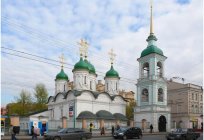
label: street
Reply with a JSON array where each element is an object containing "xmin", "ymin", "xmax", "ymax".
[{"xmin": 91, "ymin": 134, "xmax": 203, "ymax": 140}]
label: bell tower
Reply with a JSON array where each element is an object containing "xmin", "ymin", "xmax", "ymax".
[{"xmin": 134, "ymin": 1, "xmax": 171, "ymax": 132}]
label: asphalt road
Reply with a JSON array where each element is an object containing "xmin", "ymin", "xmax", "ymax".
[{"xmin": 92, "ymin": 134, "xmax": 203, "ymax": 140}]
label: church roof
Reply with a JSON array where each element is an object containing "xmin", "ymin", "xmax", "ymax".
[
  {"xmin": 73, "ymin": 58, "xmax": 89, "ymax": 71},
  {"xmin": 50, "ymin": 90, "xmax": 127, "ymax": 102},
  {"xmin": 141, "ymin": 45, "xmax": 163, "ymax": 57},
  {"xmin": 55, "ymin": 69, "xmax": 69, "ymax": 81},
  {"xmin": 84, "ymin": 59, "xmax": 96, "ymax": 74},
  {"xmin": 105, "ymin": 65, "xmax": 119, "ymax": 78}
]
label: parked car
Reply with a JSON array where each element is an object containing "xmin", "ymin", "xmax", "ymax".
[
  {"xmin": 113, "ymin": 127, "xmax": 143, "ymax": 139},
  {"xmin": 44, "ymin": 128, "xmax": 92, "ymax": 140},
  {"xmin": 166, "ymin": 128, "xmax": 200, "ymax": 140}
]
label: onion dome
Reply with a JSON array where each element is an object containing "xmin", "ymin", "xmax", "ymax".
[
  {"xmin": 84, "ymin": 59, "xmax": 96, "ymax": 74},
  {"xmin": 73, "ymin": 57, "xmax": 89, "ymax": 71},
  {"xmin": 141, "ymin": 44, "xmax": 163, "ymax": 57},
  {"xmin": 56, "ymin": 69, "xmax": 69, "ymax": 80},
  {"xmin": 105, "ymin": 65, "xmax": 119, "ymax": 78}
]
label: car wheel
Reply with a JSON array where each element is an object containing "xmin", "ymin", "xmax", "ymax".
[
  {"xmin": 138, "ymin": 134, "xmax": 142, "ymax": 139},
  {"xmin": 123, "ymin": 135, "xmax": 128, "ymax": 140},
  {"xmin": 53, "ymin": 137, "xmax": 61, "ymax": 140},
  {"xmin": 81, "ymin": 136, "xmax": 87, "ymax": 140}
]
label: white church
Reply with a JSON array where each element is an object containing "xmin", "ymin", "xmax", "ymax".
[
  {"xmin": 19, "ymin": 2, "xmax": 172, "ymax": 135},
  {"xmin": 134, "ymin": 3, "xmax": 171, "ymax": 132}
]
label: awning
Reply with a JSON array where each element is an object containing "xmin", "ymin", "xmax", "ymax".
[
  {"xmin": 77, "ymin": 111, "xmax": 96, "ymax": 119},
  {"xmin": 113, "ymin": 113, "xmax": 128, "ymax": 121},
  {"xmin": 96, "ymin": 110, "xmax": 115, "ymax": 120}
]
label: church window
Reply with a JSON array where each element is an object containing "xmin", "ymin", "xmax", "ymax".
[
  {"xmin": 192, "ymin": 93, "xmax": 194, "ymax": 100},
  {"xmin": 52, "ymin": 109, "xmax": 54, "ymax": 119},
  {"xmin": 84, "ymin": 76, "xmax": 87, "ymax": 84},
  {"xmin": 107, "ymin": 83, "xmax": 108, "ymax": 90},
  {"xmin": 90, "ymin": 81, "xmax": 92, "ymax": 90},
  {"xmin": 157, "ymin": 62, "xmax": 163, "ymax": 77},
  {"xmin": 116, "ymin": 83, "xmax": 117, "ymax": 90},
  {"xmin": 142, "ymin": 63, "xmax": 149, "ymax": 78},
  {"xmin": 158, "ymin": 88, "xmax": 164, "ymax": 102},
  {"xmin": 191, "ymin": 105, "xmax": 194, "ymax": 113},
  {"xmin": 141, "ymin": 89, "xmax": 149, "ymax": 102},
  {"xmin": 64, "ymin": 85, "xmax": 65, "ymax": 91}
]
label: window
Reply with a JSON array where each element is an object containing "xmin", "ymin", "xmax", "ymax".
[
  {"xmin": 90, "ymin": 81, "xmax": 92, "ymax": 90},
  {"xmin": 116, "ymin": 83, "xmax": 118, "ymax": 90},
  {"xmin": 157, "ymin": 62, "xmax": 163, "ymax": 77},
  {"xmin": 64, "ymin": 85, "xmax": 65, "ymax": 91},
  {"xmin": 200, "ymin": 106, "xmax": 203, "ymax": 113},
  {"xmin": 195, "ymin": 94, "xmax": 198, "ymax": 101},
  {"xmin": 192, "ymin": 93, "xmax": 194, "ymax": 100},
  {"xmin": 142, "ymin": 63, "xmax": 149, "ymax": 78},
  {"xmin": 84, "ymin": 76, "xmax": 86, "ymax": 84},
  {"xmin": 141, "ymin": 89, "xmax": 149, "ymax": 102},
  {"xmin": 192, "ymin": 105, "xmax": 194, "ymax": 113},
  {"xmin": 201, "ymin": 95, "xmax": 203, "ymax": 101},
  {"xmin": 158, "ymin": 88, "xmax": 164, "ymax": 102},
  {"xmin": 107, "ymin": 83, "xmax": 108, "ymax": 90}
]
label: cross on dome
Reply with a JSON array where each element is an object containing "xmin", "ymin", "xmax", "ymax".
[
  {"xmin": 59, "ymin": 53, "xmax": 65, "ymax": 69},
  {"xmin": 77, "ymin": 39, "xmax": 89, "ymax": 58},
  {"xmin": 108, "ymin": 48, "xmax": 116, "ymax": 65}
]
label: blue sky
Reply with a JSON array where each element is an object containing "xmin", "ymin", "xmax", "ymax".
[{"xmin": 1, "ymin": 0, "xmax": 203, "ymax": 106}]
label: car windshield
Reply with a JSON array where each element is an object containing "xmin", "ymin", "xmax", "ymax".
[{"xmin": 117, "ymin": 127, "xmax": 128, "ymax": 132}]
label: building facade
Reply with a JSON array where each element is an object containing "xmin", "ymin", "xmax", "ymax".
[{"xmin": 167, "ymin": 80, "xmax": 203, "ymax": 129}]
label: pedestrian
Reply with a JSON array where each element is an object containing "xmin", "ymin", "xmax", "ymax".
[
  {"xmin": 89, "ymin": 122, "xmax": 93, "ymax": 133},
  {"xmin": 150, "ymin": 124, "xmax": 153, "ymax": 133},
  {"xmin": 9, "ymin": 125, "xmax": 17, "ymax": 140},
  {"xmin": 116, "ymin": 124, "xmax": 120, "ymax": 130},
  {"xmin": 100, "ymin": 126, "xmax": 105, "ymax": 135},
  {"xmin": 111, "ymin": 125, "xmax": 115, "ymax": 135},
  {"xmin": 31, "ymin": 126, "xmax": 38, "ymax": 140}
]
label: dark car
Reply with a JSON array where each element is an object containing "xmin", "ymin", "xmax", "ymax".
[
  {"xmin": 44, "ymin": 128, "xmax": 92, "ymax": 140},
  {"xmin": 166, "ymin": 128, "xmax": 200, "ymax": 140},
  {"xmin": 113, "ymin": 127, "xmax": 143, "ymax": 139}
]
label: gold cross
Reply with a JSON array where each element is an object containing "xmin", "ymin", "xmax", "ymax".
[
  {"xmin": 59, "ymin": 53, "xmax": 65, "ymax": 68},
  {"xmin": 77, "ymin": 39, "xmax": 89, "ymax": 57},
  {"xmin": 108, "ymin": 48, "xmax": 116, "ymax": 65}
]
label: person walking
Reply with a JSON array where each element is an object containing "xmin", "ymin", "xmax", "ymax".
[
  {"xmin": 150, "ymin": 124, "xmax": 153, "ymax": 133},
  {"xmin": 89, "ymin": 122, "xmax": 93, "ymax": 133},
  {"xmin": 111, "ymin": 125, "xmax": 115, "ymax": 135},
  {"xmin": 100, "ymin": 127, "xmax": 105, "ymax": 135},
  {"xmin": 9, "ymin": 125, "xmax": 17, "ymax": 140},
  {"xmin": 31, "ymin": 126, "xmax": 38, "ymax": 140}
]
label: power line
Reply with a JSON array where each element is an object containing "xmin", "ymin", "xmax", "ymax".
[
  {"xmin": 1, "ymin": 50, "xmax": 137, "ymax": 84},
  {"xmin": 2, "ymin": 16, "xmax": 138, "ymax": 70}
]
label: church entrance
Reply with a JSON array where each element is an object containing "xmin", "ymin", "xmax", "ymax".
[{"xmin": 158, "ymin": 115, "xmax": 166, "ymax": 132}]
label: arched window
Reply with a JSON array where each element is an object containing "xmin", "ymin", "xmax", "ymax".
[
  {"xmin": 90, "ymin": 81, "xmax": 92, "ymax": 90},
  {"xmin": 64, "ymin": 85, "xmax": 65, "ymax": 91},
  {"xmin": 84, "ymin": 76, "xmax": 87, "ymax": 84},
  {"xmin": 142, "ymin": 63, "xmax": 149, "ymax": 78},
  {"xmin": 157, "ymin": 62, "xmax": 163, "ymax": 77},
  {"xmin": 141, "ymin": 88, "xmax": 149, "ymax": 102},
  {"xmin": 158, "ymin": 88, "xmax": 164, "ymax": 102},
  {"xmin": 116, "ymin": 82, "xmax": 118, "ymax": 90}
]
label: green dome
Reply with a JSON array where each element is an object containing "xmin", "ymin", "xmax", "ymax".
[
  {"xmin": 84, "ymin": 59, "xmax": 96, "ymax": 74},
  {"xmin": 105, "ymin": 65, "xmax": 119, "ymax": 78},
  {"xmin": 73, "ymin": 58, "xmax": 89, "ymax": 71},
  {"xmin": 56, "ymin": 69, "xmax": 69, "ymax": 80},
  {"xmin": 141, "ymin": 45, "xmax": 163, "ymax": 57}
]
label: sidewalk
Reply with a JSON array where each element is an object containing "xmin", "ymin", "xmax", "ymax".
[{"xmin": 1, "ymin": 132, "xmax": 167, "ymax": 140}]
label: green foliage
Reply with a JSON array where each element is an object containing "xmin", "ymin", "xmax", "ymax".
[
  {"xmin": 34, "ymin": 83, "xmax": 48, "ymax": 104},
  {"xmin": 126, "ymin": 101, "xmax": 136, "ymax": 120},
  {"xmin": 6, "ymin": 83, "xmax": 49, "ymax": 116}
]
